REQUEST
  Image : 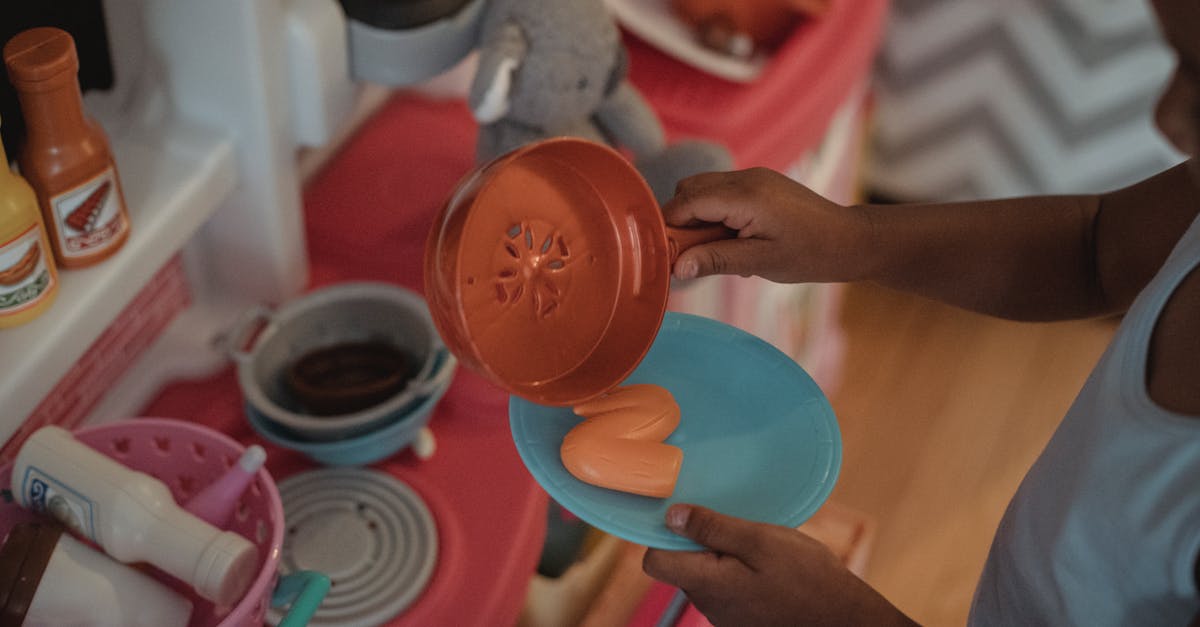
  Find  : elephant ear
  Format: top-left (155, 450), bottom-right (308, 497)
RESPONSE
top-left (468, 20), bottom-right (528, 124)
top-left (603, 45), bottom-right (629, 98)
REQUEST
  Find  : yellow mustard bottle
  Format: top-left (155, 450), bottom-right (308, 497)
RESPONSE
top-left (0, 117), bottom-right (59, 328)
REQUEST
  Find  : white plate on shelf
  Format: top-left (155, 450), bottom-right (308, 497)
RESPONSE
top-left (604, 0), bottom-right (767, 82)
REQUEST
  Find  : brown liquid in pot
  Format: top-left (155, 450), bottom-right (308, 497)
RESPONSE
top-left (285, 341), bottom-right (416, 416)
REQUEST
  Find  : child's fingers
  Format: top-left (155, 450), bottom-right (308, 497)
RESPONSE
top-left (664, 504), bottom-right (767, 562)
top-left (662, 172), bottom-right (756, 228)
top-left (671, 170), bottom-right (728, 201)
top-left (642, 545), bottom-right (741, 593)
top-left (673, 237), bottom-right (772, 279)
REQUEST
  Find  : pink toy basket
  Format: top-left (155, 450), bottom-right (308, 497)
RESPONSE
top-left (0, 417), bottom-right (327, 627)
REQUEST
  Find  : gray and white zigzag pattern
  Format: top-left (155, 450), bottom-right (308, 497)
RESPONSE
top-left (869, 0), bottom-right (1185, 201)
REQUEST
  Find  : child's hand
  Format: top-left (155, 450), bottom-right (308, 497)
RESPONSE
top-left (664, 168), bottom-right (872, 283)
top-left (643, 504), bottom-right (916, 627)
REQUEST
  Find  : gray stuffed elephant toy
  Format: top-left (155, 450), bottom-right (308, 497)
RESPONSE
top-left (467, 0), bottom-right (733, 203)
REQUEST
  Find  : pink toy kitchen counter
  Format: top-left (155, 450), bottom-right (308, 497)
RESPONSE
top-left (143, 94), bottom-right (549, 626)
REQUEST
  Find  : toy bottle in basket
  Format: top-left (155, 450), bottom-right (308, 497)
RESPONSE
top-left (0, 117), bottom-right (57, 328)
top-left (3, 27), bottom-right (131, 268)
top-left (11, 426), bottom-right (258, 606)
top-left (184, 445), bottom-right (267, 528)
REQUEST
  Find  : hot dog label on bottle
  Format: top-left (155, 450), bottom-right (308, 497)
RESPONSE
top-left (50, 167), bottom-right (129, 258)
top-left (0, 224), bottom-right (55, 315)
top-left (21, 466), bottom-right (96, 539)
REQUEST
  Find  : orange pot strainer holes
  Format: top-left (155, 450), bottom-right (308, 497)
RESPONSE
top-left (425, 138), bottom-right (731, 406)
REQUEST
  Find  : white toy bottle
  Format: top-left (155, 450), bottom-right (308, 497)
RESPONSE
top-left (11, 426), bottom-right (259, 606)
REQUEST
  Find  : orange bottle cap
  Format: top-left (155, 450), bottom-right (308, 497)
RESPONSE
top-left (4, 27), bottom-right (79, 89)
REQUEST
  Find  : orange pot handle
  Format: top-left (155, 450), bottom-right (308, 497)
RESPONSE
top-left (665, 223), bottom-right (738, 264)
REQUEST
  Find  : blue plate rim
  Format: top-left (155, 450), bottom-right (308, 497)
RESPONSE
top-left (509, 312), bottom-right (842, 550)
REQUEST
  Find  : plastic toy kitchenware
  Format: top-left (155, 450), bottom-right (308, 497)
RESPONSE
top-left (0, 418), bottom-right (329, 627)
top-left (284, 342), bottom-right (415, 416)
top-left (231, 282), bottom-right (445, 440)
top-left (13, 426), bottom-right (259, 606)
top-left (245, 350), bottom-right (457, 466)
top-left (341, 0), bottom-right (484, 86)
top-left (424, 137), bottom-right (733, 406)
top-left (185, 445), bottom-right (268, 528)
top-left (510, 312), bottom-right (842, 550)
top-left (268, 468), bottom-right (438, 627)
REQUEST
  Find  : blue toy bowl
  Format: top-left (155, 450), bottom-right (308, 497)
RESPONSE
top-left (247, 351), bottom-right (456, 466)
top-left (510, 312), bottom-right (841, 550)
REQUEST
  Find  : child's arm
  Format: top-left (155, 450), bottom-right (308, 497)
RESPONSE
top-left (666, 162), bottom-right (1199, 321)
top-left (862, 162), bottom-right (1198, 320)
top-left (1091, 162), bottom-right (1200, 314)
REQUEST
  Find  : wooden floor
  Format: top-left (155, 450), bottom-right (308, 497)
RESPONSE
top-left (825, 282), bottom-right (1118, 626)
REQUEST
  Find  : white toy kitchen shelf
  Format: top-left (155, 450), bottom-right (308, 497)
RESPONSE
top-left (0, 121), bottom-right (235, 443)
top-left (0, 0), bottom-right (360, 457)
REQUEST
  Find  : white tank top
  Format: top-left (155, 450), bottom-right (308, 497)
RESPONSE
top-left (970, 212), bottom-right (1200, 626)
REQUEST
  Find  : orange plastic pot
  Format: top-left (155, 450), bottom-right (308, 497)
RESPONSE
top-left (424, 138), bottom-right (730, 406)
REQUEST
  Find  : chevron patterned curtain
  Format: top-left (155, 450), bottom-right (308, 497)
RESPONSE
top-left (869, 0), bottom-right (1186, 201)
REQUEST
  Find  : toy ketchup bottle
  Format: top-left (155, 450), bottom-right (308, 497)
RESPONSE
top-left (0, 116), bottom-right (58, 328)
top-left (3, 27), bottom-right (130, 268)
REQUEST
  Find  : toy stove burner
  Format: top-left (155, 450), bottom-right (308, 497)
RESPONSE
top-left (268, 468), bottom-right (438, 627)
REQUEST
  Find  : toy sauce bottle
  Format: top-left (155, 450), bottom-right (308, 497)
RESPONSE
top-left (0, 116), bottom-right (58, 328)
top-left (3, 27), bottom-right (130, 269)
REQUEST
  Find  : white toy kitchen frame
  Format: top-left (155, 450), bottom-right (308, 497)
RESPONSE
top-left (0, 0), bottom-right (376, 455)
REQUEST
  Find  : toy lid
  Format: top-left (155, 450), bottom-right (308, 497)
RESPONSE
top-left (195, 530), bottom-right (259, 607)
top-left (270, 468), bottom-right (438, 626)
top-left (3, 27), bottom-right (78, 87)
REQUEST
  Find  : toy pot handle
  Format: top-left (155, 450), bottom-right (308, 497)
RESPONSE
top-left (271, 570), bottom-right (331, 627)
top-left (409, 351), bottom-right (460, 397)
top-left (225, 305), bottom-right (276, 364)
top-left (665, 223), bottom-right (738, 265)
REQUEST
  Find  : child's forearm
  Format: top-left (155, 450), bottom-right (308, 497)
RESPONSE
top-left (855, 162), bottom-right (1199, 321)
top-left (855, 192), bottom-right (1106, 321)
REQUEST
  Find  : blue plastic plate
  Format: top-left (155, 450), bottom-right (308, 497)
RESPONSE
top-left (510, 312), bottom-right (841, 550)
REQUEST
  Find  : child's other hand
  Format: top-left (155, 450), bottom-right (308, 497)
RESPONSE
top-left (664, 168), bottom-right (872, 283)
top-left (643, 504), bottom-right (915, 627)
